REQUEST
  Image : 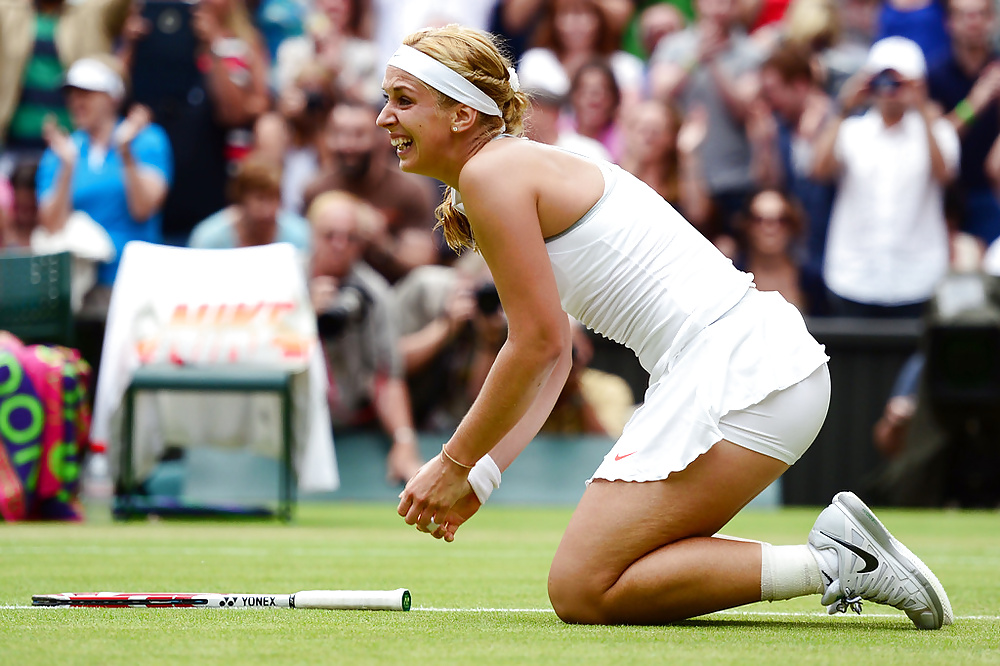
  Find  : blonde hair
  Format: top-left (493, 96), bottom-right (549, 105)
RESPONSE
top-left (403, 25), bottom-right (530, 253)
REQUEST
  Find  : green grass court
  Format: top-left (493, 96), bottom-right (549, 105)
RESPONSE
top-left (2, 503), bottom-right (998, 665)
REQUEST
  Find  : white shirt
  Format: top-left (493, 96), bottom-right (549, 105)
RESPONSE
top-left (824, 109), bottom-right (960, 305)
top-left (984, 236), bottom-right (1000, 276)
top-left (545, 158), bottom-right (753, 378)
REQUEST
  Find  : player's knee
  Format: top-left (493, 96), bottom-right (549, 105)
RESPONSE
top-left (547, 563), bottom-right (605, 624)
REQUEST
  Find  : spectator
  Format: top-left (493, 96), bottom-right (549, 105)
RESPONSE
top-left (487, 0), bottom-right (546, 64)
top-left (131, 0), bottom-right (270, 246)
top-left (252, 111), bottom-right (293, 169)
top-left (812, 37), bottom-right (959, 318)
top-left (303, 102), bottom-right (438, 283)
top-left (618, 98), bottom-right (713, 229)
top-left (733, 188), bottom-right (826, 315)
top-left (36, 55), bottom-right (172, 317)
top-left (876, 0), bottom-right (950, 66)
top-left (274, 0), bottom-right (382, 107)
top-left (541, 320), bottom-right (621, 437)
top-left (517, 59), bottom-right (613, 161)
top-left (308, 190), bottom-right (423, 484)
top-left (564, 59), bottom-right (628, 163)
top-left (21, 159), bottom-right (116, 313)
top-left (618, 99), bottom-right (683, 202)
top-left (649, 0), bottom-right (766, 238)
top-left (188, 152), bottom-right (311, 253)
top-left (622, 2), bottom-right (697, 60)
top-left (0, 0), bottom-right (130, 173)
top-left (635, 3), bottom-right (688, 59)
top-left (928, 0), bottom-right (1000, 247)
top-left (193, 0), bottom-right (271, 164)
top-left (271, 62), bottom-right (337, 214)
top-left (393, 252), bottom-right (508, 433)
top-left (518, 0), bottom-right (647, 108)
top-left (1, 160), bottom-right (38, 250)
top-left (781, 0), bottom-right (877, 97)
top-left (757, 40), bottom-right (836, 283)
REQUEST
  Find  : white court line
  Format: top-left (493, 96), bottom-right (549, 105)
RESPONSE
top-left (415, 608), bottom-right (1000, 621)
top-left (3, 605), bottom-right (998, 620)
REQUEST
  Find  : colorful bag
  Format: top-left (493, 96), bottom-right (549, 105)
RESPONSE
top-left (0, 332), bottom-right (91, 521)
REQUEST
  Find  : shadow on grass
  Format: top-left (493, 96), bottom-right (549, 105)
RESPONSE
top-left (677, 618), bottom-right (914, 631)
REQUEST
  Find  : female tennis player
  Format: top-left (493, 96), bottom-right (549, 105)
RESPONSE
top-left (386, 25), bottom-right (951, 630)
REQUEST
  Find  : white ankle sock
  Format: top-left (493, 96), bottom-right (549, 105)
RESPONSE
top-left (760, 543), bottom-right (825, 602)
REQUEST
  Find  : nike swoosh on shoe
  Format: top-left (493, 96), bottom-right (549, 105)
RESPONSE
top-left (820, 530), bottom-right (880, 573)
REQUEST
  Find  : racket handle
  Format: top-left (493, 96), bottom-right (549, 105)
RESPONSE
top-left (293, 589), bottom-right (411, 611)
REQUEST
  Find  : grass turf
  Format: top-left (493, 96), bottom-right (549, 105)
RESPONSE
top-left (2, 502), bottom-right (998, 665)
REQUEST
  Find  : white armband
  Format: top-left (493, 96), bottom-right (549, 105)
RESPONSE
top-left (467, 454), bottom-right (501, 504)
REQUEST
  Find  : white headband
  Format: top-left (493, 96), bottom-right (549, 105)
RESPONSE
top-left (387, 44), bottom-right (502, 118)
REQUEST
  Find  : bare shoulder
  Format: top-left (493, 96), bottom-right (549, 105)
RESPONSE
top-left (460, 138), bottom-right (598, 195)
top-left (459, 138), bottom-right (605, 238)
top-left (459, 138), bottom-right (552, 190)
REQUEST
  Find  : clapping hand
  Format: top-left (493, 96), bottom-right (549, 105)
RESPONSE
top-left (967, 62), bottom-right (1000, 113)
top-left (113, 105), bottom-right (152, 156)
top-left (42, 116), bottom-right (78, 166)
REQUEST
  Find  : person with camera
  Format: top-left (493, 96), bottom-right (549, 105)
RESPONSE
top-left (308, 189), bottom-right (423, 485)
top-left (393, 252), bottom-right (509, 433)
top-left (812, 36), bottom-right (960, 318)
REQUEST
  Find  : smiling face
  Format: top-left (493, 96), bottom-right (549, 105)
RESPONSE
top-left (325, 104), bottom-right (379, 179)
top-left (570, 65), bottom-right (619, 136)
top-left (376, 67), bottom-right (454, 179)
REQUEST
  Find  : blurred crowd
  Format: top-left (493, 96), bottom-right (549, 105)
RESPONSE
top-left (3, 0), bottom-right (1000, 485)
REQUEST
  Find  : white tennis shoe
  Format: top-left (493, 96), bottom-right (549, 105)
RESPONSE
top-left (807, 491), bottom-right (953, 630)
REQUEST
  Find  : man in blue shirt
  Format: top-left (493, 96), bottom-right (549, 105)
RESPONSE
top-left (927, 0), bottom-right (1000, 245)
top-left (188, 153), bottom-right (311, 255)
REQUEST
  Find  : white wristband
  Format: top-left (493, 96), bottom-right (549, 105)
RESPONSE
top-left (467, 454), bottom-right (501, 504)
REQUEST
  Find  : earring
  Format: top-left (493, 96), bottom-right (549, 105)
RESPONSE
top-left (452, 126), bottom-right (458, 132)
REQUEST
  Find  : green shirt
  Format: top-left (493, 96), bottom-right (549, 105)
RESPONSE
top-left (7, 13), bottom-right (73, 149)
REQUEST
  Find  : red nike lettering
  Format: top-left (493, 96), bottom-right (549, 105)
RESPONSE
top-left (614, 451), bottom-right (637, 461)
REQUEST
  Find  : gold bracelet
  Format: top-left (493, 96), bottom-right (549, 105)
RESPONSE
top-left (441, 443), bottom-right (474, 469)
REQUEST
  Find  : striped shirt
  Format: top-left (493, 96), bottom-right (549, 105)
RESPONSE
top-left (7, 14), bottom-right (72, 149)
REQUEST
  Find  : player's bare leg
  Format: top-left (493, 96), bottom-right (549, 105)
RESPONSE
top-left (548, 439), bottom-right (951, 628)
top-left (547, 439), bottom-right (784, 624)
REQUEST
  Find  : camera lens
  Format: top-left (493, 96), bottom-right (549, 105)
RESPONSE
top-left (475, 283), bottom-right (501, 314)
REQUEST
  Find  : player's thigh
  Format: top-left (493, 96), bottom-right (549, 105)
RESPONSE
top-left (549, 440), bottom-right (788, 593)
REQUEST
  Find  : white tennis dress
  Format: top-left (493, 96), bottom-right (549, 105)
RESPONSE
top-left (544, 158), bottom-right (830, 482)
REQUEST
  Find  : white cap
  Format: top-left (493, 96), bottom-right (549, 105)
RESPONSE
top-left (64, 58), bottom-right (125, 101)
top-left (516, 58), bottom-right (570, 105)
top-left (864, 36), bottom-right (926, 81)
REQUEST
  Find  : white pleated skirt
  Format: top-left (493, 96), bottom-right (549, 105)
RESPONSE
top-left (591, 288), bottom-right (830, 483)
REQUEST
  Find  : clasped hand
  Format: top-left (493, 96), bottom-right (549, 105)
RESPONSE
top-left (397, 454), bottom-right (481, 542)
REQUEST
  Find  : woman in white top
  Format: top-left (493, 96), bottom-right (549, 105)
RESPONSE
top-left (382, 24), bottom-right (951, 630)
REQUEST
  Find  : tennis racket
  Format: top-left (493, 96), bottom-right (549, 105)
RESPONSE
top-left (32, 589), bottom-right (411, 610)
